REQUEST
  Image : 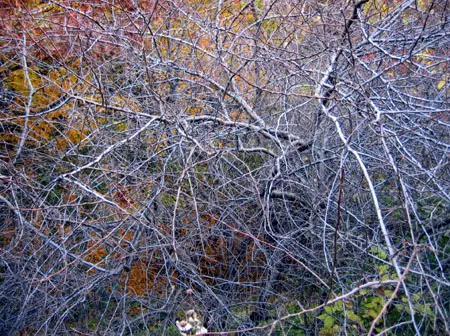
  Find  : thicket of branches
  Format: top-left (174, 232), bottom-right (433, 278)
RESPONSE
top-left (0, 0), bottom-right (449, 335)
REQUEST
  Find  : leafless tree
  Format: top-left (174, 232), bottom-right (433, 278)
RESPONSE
top-left (0, 0), bottom-right (449, 335)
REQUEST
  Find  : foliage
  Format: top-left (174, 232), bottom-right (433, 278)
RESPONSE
top-left (0, 0), bottom-right (449, 335)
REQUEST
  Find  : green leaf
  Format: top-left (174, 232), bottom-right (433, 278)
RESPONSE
top-left (347, 311), bottom-right (362, 324)
top-left (369, 309), bottom-right (379, 318)
top-left (318, 314), bottom-right (328, 321)
top-left (365, 302), bottom-right (375, 309)
top-left (378, 264), bottom-right (388, 275)
top-left (384, 290), bottom-right (393, 297)
top-left (369, 246), bottom-right (387, 260)
top-left (323, 315), bottom-right (334, 329)
top-left (324, 306), bottom-right (334, 314)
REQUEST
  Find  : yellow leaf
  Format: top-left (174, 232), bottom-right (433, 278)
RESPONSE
top-left (56, 137), bottom-right (67, 151)
top-left (437, 80), bottom-right (446, 90)
top-left (68, 129), bottom-right (82, 144)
